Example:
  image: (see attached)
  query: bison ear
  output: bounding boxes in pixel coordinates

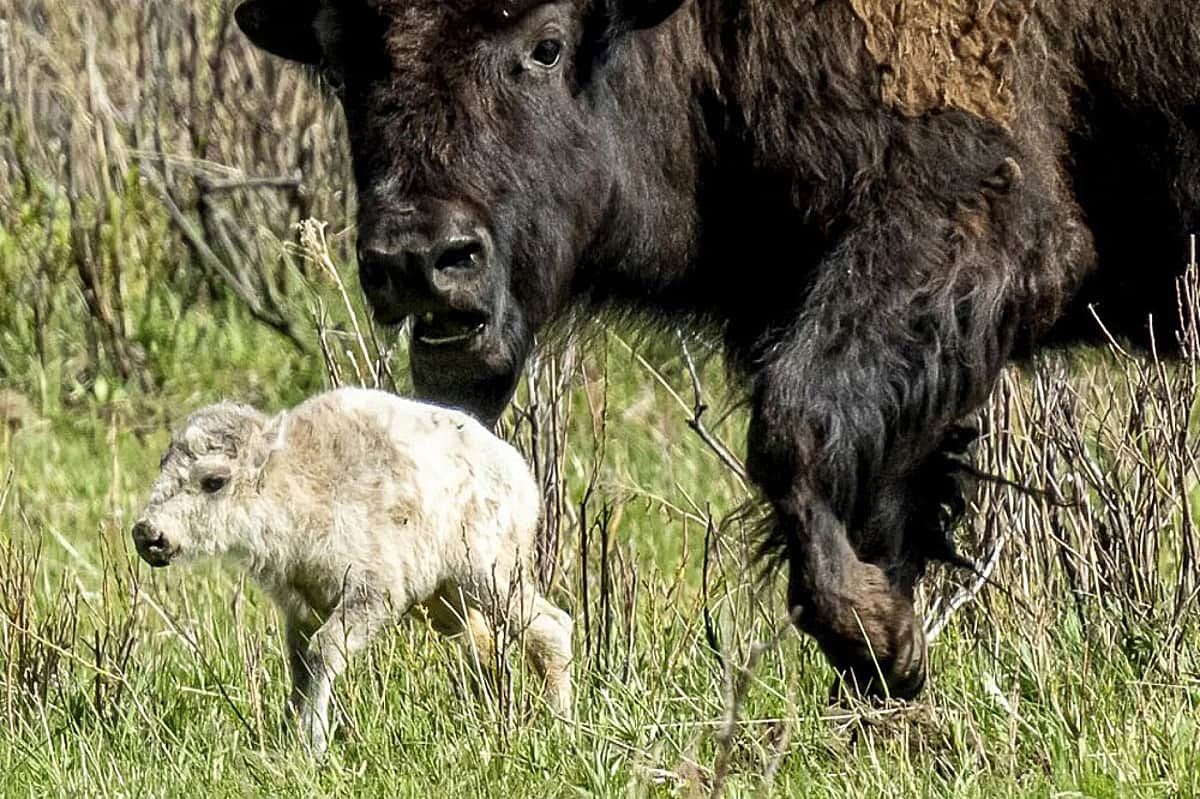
[235,0,322,64]
[607,0,687,33]
[582,0,685,73]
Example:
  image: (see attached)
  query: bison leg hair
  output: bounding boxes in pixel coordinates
[747,381,979,697]
[784,494,928,699]
[744,208,1016,698]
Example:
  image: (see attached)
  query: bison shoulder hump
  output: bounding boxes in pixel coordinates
[847,0,1032,127]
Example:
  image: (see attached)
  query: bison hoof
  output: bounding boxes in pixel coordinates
[829,659,926,702]
[828,614,928,701]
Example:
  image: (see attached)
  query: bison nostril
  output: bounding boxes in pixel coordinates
[357,248,397,289]
[360,264,388,289]
[433,239,483,272]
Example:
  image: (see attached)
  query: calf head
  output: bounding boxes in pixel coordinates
[235,0,688,422]
[133,404,283,567]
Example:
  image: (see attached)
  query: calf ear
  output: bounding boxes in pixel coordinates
[607,0,687,33]
[234,0,322,64]
[249,411,289,472]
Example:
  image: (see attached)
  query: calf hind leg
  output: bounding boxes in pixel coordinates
[520,593,573,718]
[424,588,498,669]
[476,581,573,718]
[423,587,502,702]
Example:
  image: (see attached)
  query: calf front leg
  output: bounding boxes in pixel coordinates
[287,590,392,753]
[285,618,318,725]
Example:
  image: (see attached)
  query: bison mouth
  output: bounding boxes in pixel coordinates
[413,309,489,348]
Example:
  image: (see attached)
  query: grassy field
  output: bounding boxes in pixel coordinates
[2,2,1200,797]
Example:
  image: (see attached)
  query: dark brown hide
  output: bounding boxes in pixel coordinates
[235,0,1200,698]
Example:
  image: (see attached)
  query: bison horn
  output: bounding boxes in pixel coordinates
[607,0,688,33]
[234,0,323,65]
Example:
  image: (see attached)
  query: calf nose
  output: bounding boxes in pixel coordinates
[131,519,156,545]
[132,519,167,552]
[132,519,175,567]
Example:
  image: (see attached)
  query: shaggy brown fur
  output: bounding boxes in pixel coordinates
[848,0,1031,126]
[234,0,1200,699]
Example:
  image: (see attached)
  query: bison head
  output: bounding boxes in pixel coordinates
[236,0,689,422]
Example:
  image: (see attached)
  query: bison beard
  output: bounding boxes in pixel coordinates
[235,0,1200,698]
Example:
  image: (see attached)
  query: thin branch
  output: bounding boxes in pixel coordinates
[679,332,749,483]
[197,175,302,194]
[710,608,800,799]
[924,527,1009,643]
[143,164,307,352]
[606,330,747,484]
[297,220,377,383]
[702,513,724,671]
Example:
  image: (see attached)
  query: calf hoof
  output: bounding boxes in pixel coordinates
[294,707,332,757]
[545,675,573,721]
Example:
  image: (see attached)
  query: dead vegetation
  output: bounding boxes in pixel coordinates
[1,0,352,386]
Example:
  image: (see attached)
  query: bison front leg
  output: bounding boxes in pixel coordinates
[772,492,929,698]
[744,221,1015,698]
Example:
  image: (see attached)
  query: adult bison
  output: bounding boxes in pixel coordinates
[233,0,1200,697]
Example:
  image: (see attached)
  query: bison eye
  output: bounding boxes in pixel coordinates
[530,39,563,69]
[200,475,229,494]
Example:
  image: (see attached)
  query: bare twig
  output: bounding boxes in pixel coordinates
[702,513,724,670]
[710,608,800,799]
[297,219,394,388]
[924,528,1009,643]
[679,331,749,483]
[197,175,301,194]
[608,329,747,484]
[144,165,307,351]
[135,590,258,743]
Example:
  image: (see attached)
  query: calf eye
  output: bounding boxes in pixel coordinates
[200,475,229,494]
[530,39,563,68]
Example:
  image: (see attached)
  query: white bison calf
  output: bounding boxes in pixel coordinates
[132,388,572,751]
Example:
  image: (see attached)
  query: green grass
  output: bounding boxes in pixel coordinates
[1,295,1199,798]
